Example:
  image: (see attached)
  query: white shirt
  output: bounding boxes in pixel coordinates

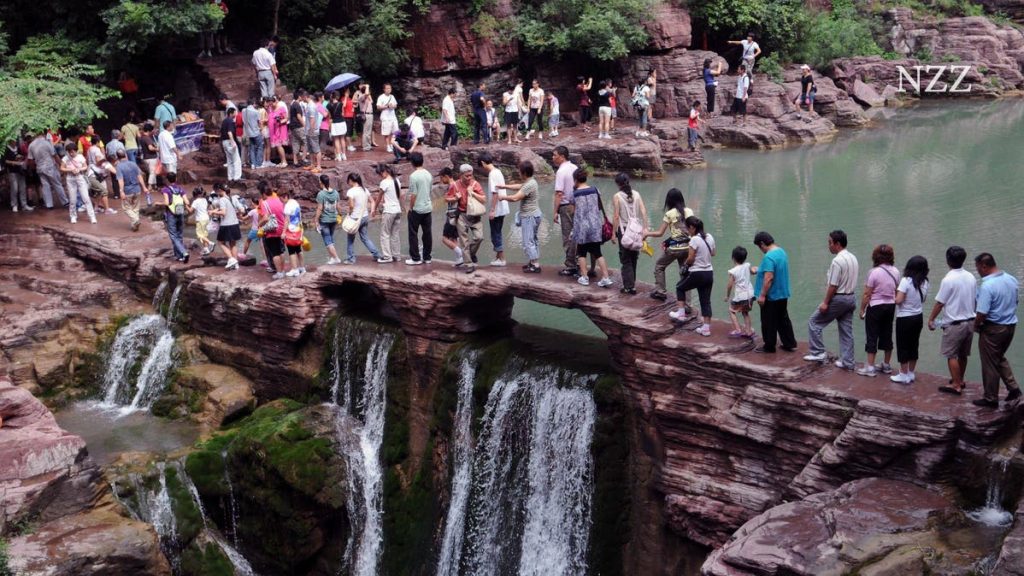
[441,96,456,124]
[503,91,519,113]
[528,88,544,109]
[252,47,276,70]
[935,268,977,321]
[736,75,750,100]
[158,130,177,164]
[729,263,754,302]
[688,233,716,272]
[283,198,301,230]
[549,96,560,117]
[405,115,425,139]
[380,178,401,214]
[347,186,370,219]
[377,94,397,123]
[192,197,209,222]
[897,277,930,318]
[486,168,509,217]
[741,40,760,60]
[827,249,859,294]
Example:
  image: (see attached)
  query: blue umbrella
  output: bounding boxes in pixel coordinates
[325,73,361,93]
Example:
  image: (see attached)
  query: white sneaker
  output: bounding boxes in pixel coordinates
[11,206,17,213]
[107,208,118,214]
[803,352,828,362]
[342,154,347,161]
[908,371,916,382]
[890,373,911,384]
[348,145,356,152]
[489,259,506,267]
[405,259,423,265]
[272,272,286,279]
[577,276,590,286]
[224,258,238,269]
[878,363,893,374]
[70,217,77,224]
[834,360,854,370]
[90,218,97,224]
[298,267,306,275]
[285,269,300,277]
[376,257,393,263]
[696,324,711,337]
[386,146,394,153]
[856,366,877,377]
[23,206,34,211]
[668,309,687,322]
[78,206,86,212]
[597,277,614,288]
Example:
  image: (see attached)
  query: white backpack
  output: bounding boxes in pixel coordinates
[619,192,645,250]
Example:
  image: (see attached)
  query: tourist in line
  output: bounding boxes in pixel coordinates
[268,96,288,168]
[929,246,976,396]
[892,255,930,384]
[441,87,458,150]
[252,38,278,99]
[304,92,324,174]
[221,107,242,181]
[121,112,141,163]
[344,173,380,264]
[688,101,704,151]
[610,173,648,294]
[857,244,899,377]
[316,93,331,164]
[729,32,761,73]
[114,149,147,232]
[259,101,271,166]
[280,189,304,276]
[405,152,433,265]
[154,96,176,134]
[242,193,261,259]
[526,80,545,140]
[191,187,214,255]
[479,152,508,267]
[577,77,593,132]
[139,124,159,195]
[609,87,619,133]
[391,124,417,162]
[570,169,613,287]
[753,231,798,353]
[439,167,464,264]
[673,217,716,335]
[547,92,561,137]
[471,82,489,145]
[448,164,486,273]
[242,100,264,169]
[342,88,357,154]
[732,65,750,125]
[551,146,579,276]
[359,83,376,151]
[795,65,817,115]
[597,79,614,140]
[703,59,724,116]
[27,132,68,208]
[377,83,399,153]
[376,163,402,263]
[485,100,499,140]
[314,174,342,265]
[4,139,29,212]
[644,188,693,302]
[804,230,859,368]
[497,160,543,273]
[632,75,652,137]
[158,120,180,174]
[972,253,1020,408]
[503,82,524,144]
[288,90,307,167]
[59,146,96,224]
[158,173,190,263]
[725,246,757,338]
[258,183,287,277]
[86,136,116,215]
[210,182,242,271]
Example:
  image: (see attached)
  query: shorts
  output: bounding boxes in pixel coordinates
[264,236,285,258]
[196,219,210,242]
[380,118,398,135]
[611,107,618,119]
[504,111,519,127]
[576,241,603,260]
[247,229,258,241]
[443,220,458,240]
[289,127,305,152]
[732,98,747,115]
[330,122,348,137]
[940,321,974,358]
[730,299,753,314]
[800,92,816,107]
[306,130,321,154]
[598,106,612,118]
[548,114,559,128]
[286,243,302,255]
[217,223,241,243]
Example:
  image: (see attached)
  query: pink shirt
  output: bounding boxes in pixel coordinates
[261,196,286,238]
[318,103,330,131]
[269,103,288,145]
[866,264,900,307]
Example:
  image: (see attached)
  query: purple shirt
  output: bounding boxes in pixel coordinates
[866,264,900,307]
[555,160,577,205]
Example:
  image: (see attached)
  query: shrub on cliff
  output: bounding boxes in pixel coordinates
[793,1,883,68]
[515,0,655,60]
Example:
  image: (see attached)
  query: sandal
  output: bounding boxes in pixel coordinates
[938,385,964,396]
[523,264,542,274]
[728,330,745,338]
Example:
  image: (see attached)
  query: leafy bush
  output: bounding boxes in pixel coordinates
[792,1,883,68]
[101,0,224,63]
[695,0,809,55]
[516,0,655,60]
[757,53,784,82]
[0,538,12,576]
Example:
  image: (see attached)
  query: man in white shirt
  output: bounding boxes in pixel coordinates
[251,39,278,99]
[732,65,751,125]
[551,145,578,275]
[404,109,425,144]
[928,246,978,396]
[804,230,859,369]
[441,88,458,150]
[376,84,399,153]
[478,152,508,267]
[158,120,181,175]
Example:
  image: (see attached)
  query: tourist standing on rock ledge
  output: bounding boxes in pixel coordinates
[480,153,508,267]
[674,217,716,335]
[314,174,342,265]
[703,59,724,116]
[258,183,286,276]
[288,90,307,168]
[252,39,278,99]
[359,83,376,152]
[547,92,560,137]
[4,139,30,212]
[570,169,613,288]
[27,132,68,209]
[471,82,489,144]
[632,76,652,137]
[439,168,463,265]
[725,246,757,338]
[576,77,593,132]
[526,80,545,140]
[597,79,614,140]
[972,253,1020,408]
[158,173,190,263]
[280,189,305,276]
[732,66,751,125]
[221,107,242,182]
[551,146,578,276]
[753,231,798,354]
[688,101,704,151]
[892,255,930,384]
[405,153,433,265]
[269,96,288,168]
[114,149,147,232]
[929,246,976,396]
[729,32,761,73]
[59,146,96,224]
[441,88,458,150]
[858,244,900,378]
[343,173,380,265]
[795,65,817,115]
[503,82,525,144]
[497,160,543,273]
[610,173,648,294]
[449,164,486,274]
[158,120,180,174]
[804,230,858,369]
[377,84,399,154]
[644,188,692,302]
[376,163,402,263]
[210,182,242,271]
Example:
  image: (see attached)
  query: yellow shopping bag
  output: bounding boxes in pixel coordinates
[641,240,655,257]
[301,236,312,252]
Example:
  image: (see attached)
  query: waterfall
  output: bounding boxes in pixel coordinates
[113,462,181,572]
[167,284,184,322]
[436,353,479,576]
[153,279,169,308]
[100,314,176,412]
[328,321,395,576]
[175,461,258,576]
[967,456,1013,527]
[223,450,242,549]
[455,365,597,576]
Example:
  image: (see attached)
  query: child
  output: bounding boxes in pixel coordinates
[241,193,260,260]
[281,189,305,276]
[439,167,463,265]
[725,246,757,338]
[191,187,214,255]
[547,93,560,137]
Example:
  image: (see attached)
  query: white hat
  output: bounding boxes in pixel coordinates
[459,164,473,173]
[800,64,811,70]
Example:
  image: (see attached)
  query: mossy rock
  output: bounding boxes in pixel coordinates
[179,540,233,576]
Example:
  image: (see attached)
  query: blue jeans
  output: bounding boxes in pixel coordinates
[687,127,699,149]
[346,216,379,260]
[319,222,336,247]
[473,109,490,143]
[638,107,649,130]
[489,215,505,253]
[248,136,264,167]
[520,214,541,261]
[126,149,138,164]
[164,212,187,258]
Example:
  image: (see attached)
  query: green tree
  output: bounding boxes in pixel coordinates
[0,34,119,144]
[101,0,224,64]
[516,0,655,60]
[793,0,882,68]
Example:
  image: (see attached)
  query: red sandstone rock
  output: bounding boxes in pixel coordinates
[644,3,693,51]
[405,0,519,73]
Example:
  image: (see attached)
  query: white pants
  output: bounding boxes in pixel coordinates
[66,175,95,222]
[223,140,241,181]
[380,212,401,259]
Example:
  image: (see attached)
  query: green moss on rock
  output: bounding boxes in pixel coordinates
[179,541,233,576]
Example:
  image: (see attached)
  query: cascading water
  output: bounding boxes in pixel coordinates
[167,284,184,322]
[175,461,258,576]
[328,320,395,576]
[967,456,1014,527]
[451,362,597,576]
[153,279,169,308]
[223,450,242,549]
[113,462,181,571]
[436,353,479,576]
[100,314,176,412]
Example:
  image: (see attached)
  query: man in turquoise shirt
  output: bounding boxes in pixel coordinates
[405,151,433,265]
[154,97,177,133]
[972,252,1020,408]
[753,231,797,353]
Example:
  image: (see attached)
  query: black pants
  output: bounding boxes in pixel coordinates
[408,211,432,262]
[760,298,797,352]
[677,270,714,318]
[895,314,923,363]
[705,84,716,113]
[528,108,544,132]
[864,303,896,353]
[442,123,458,149]
[473,109,489,143]
[579,105,592,125]
[619,245,639,290]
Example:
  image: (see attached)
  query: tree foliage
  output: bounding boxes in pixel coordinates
[793,1,883,68]
[516,0,654,60]
[101,0,224,63]
[0,34,118,144]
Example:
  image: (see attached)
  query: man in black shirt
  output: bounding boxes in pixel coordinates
[288,89,307,167]
[471,82,489,144]
[221,107,242,181]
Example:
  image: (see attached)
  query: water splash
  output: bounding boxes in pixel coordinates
[167,284,184,322]
[126,330,175,411]
[114,462,181,571]
[152,279,169,308]
[967,456,1013,527]
[100,315,175,412]
[436,352,479,576]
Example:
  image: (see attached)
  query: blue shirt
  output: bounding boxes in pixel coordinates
[754,247,791,301]
[977,271,1019,325]
[154,101,176,133]
[703,68,715,87]
[116,161,142,196]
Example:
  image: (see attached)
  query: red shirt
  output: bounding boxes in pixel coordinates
[446,179,483,213]
[577,85,590,106]
[342,97,354,118]
[688,109,699,129]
